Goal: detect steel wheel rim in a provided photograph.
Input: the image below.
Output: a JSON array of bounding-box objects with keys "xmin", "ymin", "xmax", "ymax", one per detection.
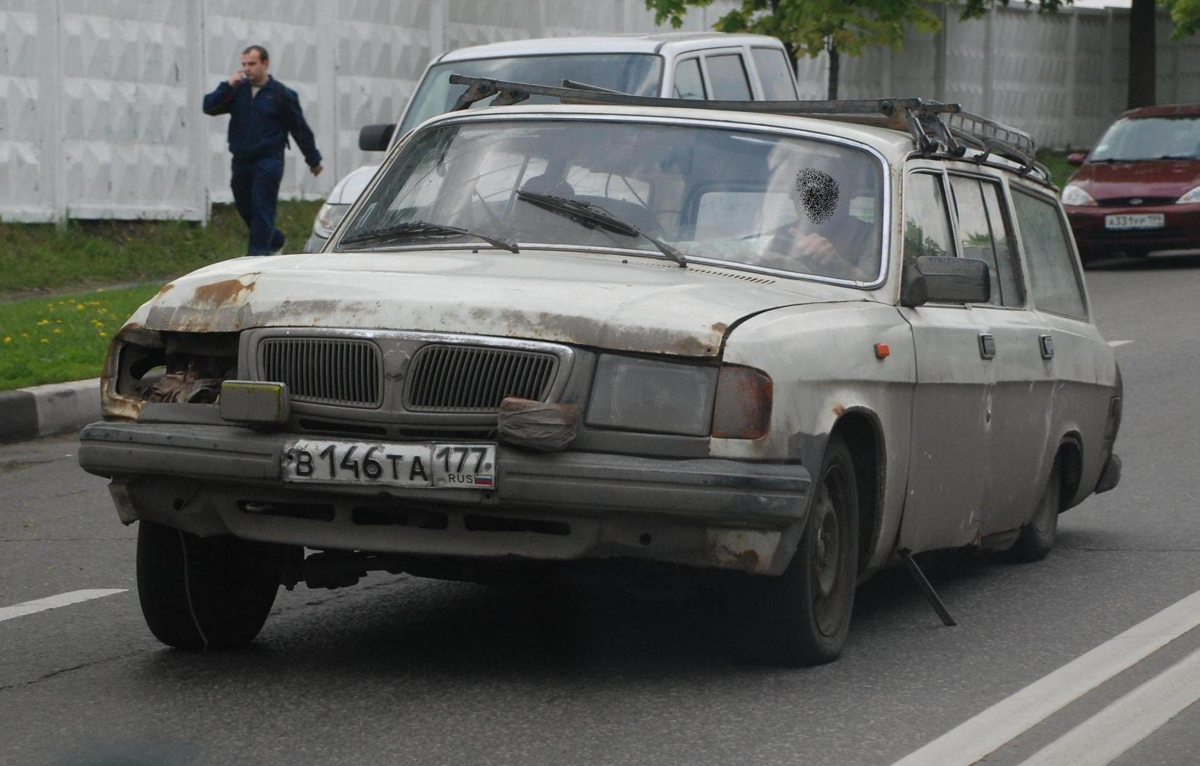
[{"xmin": 811, "ymin": 463, "xmax": 849, "ymax": 637}]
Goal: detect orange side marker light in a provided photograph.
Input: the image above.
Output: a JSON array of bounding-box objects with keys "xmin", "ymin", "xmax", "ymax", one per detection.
[{"xmin": 874, "ymin": 342, "xmax": 890, "ymax": 360}]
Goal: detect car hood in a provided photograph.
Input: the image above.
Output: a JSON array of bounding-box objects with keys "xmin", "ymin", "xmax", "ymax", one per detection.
[
  {"xmin": 129, "ymin": 250, "xmax": 865, "ymax": 358},
  {"xmin": 326, "ymin": 164, "xmax": 382, "ymax": 205},
  {"xmin": 1069, "ymin": 159, "xmax": 1200, "ymax": 202}
]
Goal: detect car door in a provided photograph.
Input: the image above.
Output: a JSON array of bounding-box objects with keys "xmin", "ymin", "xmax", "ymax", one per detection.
[
  {"xmin": 1009, "ymin": 185, "xmax": 1117, "ymax": 500},
  {"xmin": 671, "ymin": 56, "xmax": 707, "ymax": 100},
  {"xmin": 897, "ymin": 168, "xmax": 993, "ymax": 552},
  {"xmin": 700, "ymin": 51, "xmax": 756, "ymax": 101},
  {"xmin": 946, "ymin": 172, "xmax": 1054, "ymax": 537}
]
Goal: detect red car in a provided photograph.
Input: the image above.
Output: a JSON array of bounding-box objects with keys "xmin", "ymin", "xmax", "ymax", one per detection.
[{"xmin": 1061, "ymin": 103, "xmax": 1200, "ymax": 266}]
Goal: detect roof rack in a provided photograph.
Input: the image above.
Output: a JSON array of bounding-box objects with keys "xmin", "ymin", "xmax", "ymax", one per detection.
[{"xmin": 447, "ymin": 74, "xmax": 1052, "ymax": 184}]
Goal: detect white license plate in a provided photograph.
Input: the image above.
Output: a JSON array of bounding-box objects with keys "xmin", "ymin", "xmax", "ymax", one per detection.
[
  {"xmin": 282, "ymin": 440, "xmax": 497, "ymax": 490},
  {"xmin": 1105, "ymin": 213, "xmax": 1164, "ymax": 230}
]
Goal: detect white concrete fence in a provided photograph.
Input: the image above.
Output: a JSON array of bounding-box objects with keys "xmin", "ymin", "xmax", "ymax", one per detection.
[{"xmin": 1, "ymin": 0, "xmax": 1196, "ymax": 224}]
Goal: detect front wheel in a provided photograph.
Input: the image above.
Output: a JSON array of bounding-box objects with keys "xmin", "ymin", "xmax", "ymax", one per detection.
[
  {"xmin": 726, "ymin": 434, "xmax": 860, "ymax": 666},
  {"xmin": 137, "ymin": 521, "xmax": 296, "ymax": 650}
]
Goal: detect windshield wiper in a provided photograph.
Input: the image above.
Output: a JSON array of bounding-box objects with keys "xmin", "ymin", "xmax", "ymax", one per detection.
[
  {"xmin": 339, "ymin": 221, "xmax": 518, "ymax": 253},
  {"xmin": 515, "ymin": 190, "xmax": 687, "ymax": 268}
]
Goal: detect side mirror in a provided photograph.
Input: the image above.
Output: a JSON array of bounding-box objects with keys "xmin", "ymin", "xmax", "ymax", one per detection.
[
  {"xmin": 358, "ymin": 123, "xmax": 397, "ymax": 152},
  {"xmin": 901, "ymin": 256, "xmax": 990, "ymax": 307},
  {"xmin": 1066, "ymin": 151, "xmax": 1088, "ymax": 167}
]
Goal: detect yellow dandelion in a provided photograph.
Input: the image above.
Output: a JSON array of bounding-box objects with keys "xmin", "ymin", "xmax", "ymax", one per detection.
[
  {"xmin": 40, "ymin": 338, "xmax": 49, "ymax": 344},
  {"xmin": 46, "ymin": 304, "xmax": 54, "ymax": 311},
  {"xmin": 96, "ymin": 288, "xmax": 105, "ymax": 293},
  {"xmin": 56, "ymin": 319, "xmax": 63, "ymax": 324},
  {"xmin": 76, "ymin": 304, "xmax": 85, "ymax": 311},
  {"xmin": 98, "ymin": 332, "xmax": 108, "ymax": 338},
  {"xmin": 20, "ymin": 332, "xmax": 30, "ymax": 339},
  {"xmin": 3, "ymin": 336, "xmax": 11, "ymax": 344},
  {"xmin": 37, "ymin": 319, "xmax": 49, "ymax": 326},
  {"xmin": 52, "ymin": 328, "xmax": 62, "ymax": 334}
]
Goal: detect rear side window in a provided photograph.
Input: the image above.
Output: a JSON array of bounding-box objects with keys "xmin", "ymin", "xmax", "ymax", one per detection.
[
  {"xmin": 751, "ymin": 48, "xmax": 797, "ymax": 100},
  {"xmin": 1012, "ymin": 190, "xmax": 1087, "ymax": 318},
  {"xmin": 706, "ymin": 55, "xmax": 753, "ymax": 100},
  {"xmin": 673, "ymin": 59, "xmax": 705, "ymax": 100},
  {"xmin": 948, "ymin": 175, "xmax": 1024, "ymax": 307},
  {"xmin": 903, "ymin": 173, "xmax": 954, "ymax": 262}
]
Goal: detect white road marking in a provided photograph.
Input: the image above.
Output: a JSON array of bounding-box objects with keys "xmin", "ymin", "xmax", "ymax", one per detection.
[
  {"xmin": 1107, "ymin": 340, "xmax": 1133, "ymax": 347},
  {"xmin": 0, "ymin": 589, "xmax": 127, "ymax": 623},
  {"xmin": 890, "ymin": 587, "xmax": 1200, "ymax": 766},
  {"xmin": 1018, "ymin": 645, "xmax": 1200, "ymax": 766}
]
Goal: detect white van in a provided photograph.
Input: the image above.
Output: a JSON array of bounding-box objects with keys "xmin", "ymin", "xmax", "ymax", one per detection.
[{"xmin": 305, "ymin": 32, "xmax": 800, "ymax": 251}]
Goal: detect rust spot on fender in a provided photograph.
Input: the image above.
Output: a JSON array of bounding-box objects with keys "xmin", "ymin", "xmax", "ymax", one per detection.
[
  {"xmin": 711, "ymin": 322, "xmax": 728, "ymax": 335},
  {"xmin": 193, "ymin": 273, "xmax": 259, "ymax": 307},
  {"xmin": 155, "ymin": 283, "xmax": 175, "ymax": 297},
  {"xmin": 832, "ymin": 403, "xmax": 847, "ymax": 418}
]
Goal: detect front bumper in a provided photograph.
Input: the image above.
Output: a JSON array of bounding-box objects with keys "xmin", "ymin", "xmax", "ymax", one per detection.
[
  {"xmin": 79, "ymin": 421, "xmax": 811, "ymax": 574},
  {"xmin": 1066, "ymin": 203, "xmax": 1200, "ymax": 255}
]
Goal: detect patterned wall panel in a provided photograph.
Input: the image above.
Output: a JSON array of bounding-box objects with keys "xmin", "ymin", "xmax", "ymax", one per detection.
[
  {"xmin": 57, "ymin": 1, "xmax": 196, "ymax": 218},
  {"xmin": 0, "ymin": 3, "xmax": 47, "ymax": 221}
]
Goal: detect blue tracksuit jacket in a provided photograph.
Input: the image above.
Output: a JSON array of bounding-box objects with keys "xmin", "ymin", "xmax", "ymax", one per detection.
[{"xmin": 202, "ymin": 76, "xmax": 322, "ymax": 168}]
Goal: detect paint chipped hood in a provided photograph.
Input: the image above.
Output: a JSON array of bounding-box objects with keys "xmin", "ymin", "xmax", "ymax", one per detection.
[{"xmin": 130, "ymin": 250, "xmax": 864, "ymax": 357}]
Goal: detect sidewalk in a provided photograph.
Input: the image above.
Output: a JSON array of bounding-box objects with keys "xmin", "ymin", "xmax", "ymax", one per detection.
[{"xmin": 0, "ymin": 378, "xmax": 100, "ymax": 443}]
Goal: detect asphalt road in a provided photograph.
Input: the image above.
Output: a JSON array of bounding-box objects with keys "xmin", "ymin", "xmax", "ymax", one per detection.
[{"xmin": 2, "ymin": 252, "xmax": 1199, "ymax": 766}]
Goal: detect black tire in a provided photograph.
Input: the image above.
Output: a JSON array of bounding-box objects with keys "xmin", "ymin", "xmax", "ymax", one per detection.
[
  {"xmin": 726, "ymin": 434, "xmax": 860, "ymax": 666},
  {"xmin": 1010, "ymin": 462, "xmax": 1061, "ymax": 562},
  {"xmin": 137, "ymin": 520, "xmax": 294, "ymax": 650}
]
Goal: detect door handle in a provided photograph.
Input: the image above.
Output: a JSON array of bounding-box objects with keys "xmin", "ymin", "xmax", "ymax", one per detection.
[
  {"xmin": 978, "ymin": 333, "xmax": 996, "ymax": 360},
  {"xmin": 1039, "ymin": 334, "xmax": 1054, "ymax": 359}
]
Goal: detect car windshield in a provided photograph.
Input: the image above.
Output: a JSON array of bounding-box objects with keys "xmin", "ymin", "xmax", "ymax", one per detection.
[
  {"xmin": 1090, "ymin": 116, "xmax": 1200, "ymax": 161},
  {"xmin": 338, "ymin": 119, "xmax": 885, "ymax": 283},
  {"xmin": 396, "ymin": 54, "xmax": 664, "ymax": 136}
]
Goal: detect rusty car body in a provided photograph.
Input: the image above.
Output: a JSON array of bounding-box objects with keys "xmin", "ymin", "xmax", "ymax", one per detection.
[{"xmin": 79, "ymin": 82, "xmax": 1122, "ymax": 665}]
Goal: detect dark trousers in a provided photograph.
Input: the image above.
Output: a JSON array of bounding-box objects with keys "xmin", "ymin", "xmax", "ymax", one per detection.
[{"xmin": 231, "ymin": 153, "xmax": 285, "ymax": 256}]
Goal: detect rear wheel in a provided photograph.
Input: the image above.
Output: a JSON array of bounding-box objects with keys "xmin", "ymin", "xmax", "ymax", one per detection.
[
  {"xmin": 137, "ymin": 520, "xmax": 296, "ymax": 650},
  {"xmin": 1010, "ymin": 462, "xmax": 1062, "ymax": 562},
  {"xmin": 726, "ymin": 434, "xmax": 860, "ymax": 666}
]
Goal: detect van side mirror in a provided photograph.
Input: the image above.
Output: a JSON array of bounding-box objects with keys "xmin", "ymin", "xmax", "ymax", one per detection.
[
  {"xmin": 359, "ymin": 123, "xmax": 397, "ymax": 152},
  {"xmin": 901, "ymin": 256, "xmax": 990, "ymax": 307},
  {"xmin": 1066, "ymin": 151, "xmax": 1088, "ymax": 167}
]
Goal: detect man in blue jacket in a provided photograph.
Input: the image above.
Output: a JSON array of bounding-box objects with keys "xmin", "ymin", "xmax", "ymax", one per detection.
[{"xmin": 203, "ymin": 45, "xmax": 323, "ymax": 255}]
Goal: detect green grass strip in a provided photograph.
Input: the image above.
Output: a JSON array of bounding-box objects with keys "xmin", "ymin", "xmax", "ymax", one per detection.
[
  {"xmin": 0, "ymin": 200, "xmax": 322, "ymax": 295},
  {"xmin": 0, "ymin": 284, "xmax": 163, "ymax": 390}
]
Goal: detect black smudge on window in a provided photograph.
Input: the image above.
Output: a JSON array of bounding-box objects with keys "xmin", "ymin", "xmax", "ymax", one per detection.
[{"xmin": 794, "ymin": 168, "xmax": 839, "ymax": 225}]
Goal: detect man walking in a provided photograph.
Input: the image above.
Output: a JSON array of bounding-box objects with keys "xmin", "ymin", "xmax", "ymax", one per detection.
[{"xmin": 203, "ymin": 45, "xmax": 323, "ymax": 255}]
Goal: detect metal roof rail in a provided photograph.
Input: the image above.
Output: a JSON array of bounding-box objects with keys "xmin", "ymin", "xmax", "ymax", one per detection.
[{"xmin": 447, "ymin": 75, "xmax": 1050, "ymax": 183}]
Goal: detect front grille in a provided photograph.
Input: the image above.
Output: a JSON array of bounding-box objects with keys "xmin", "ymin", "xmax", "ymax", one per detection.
[
  {"xmin": 1097, "ymin": 197, "xmax": 1176, "ymax": 207},
  {"xmin": 258, "ymin": 337, "xmax": 382, "ymax": 408},
  {"xmin": 405, "ymin": 344, "xmax": 559, "ymax": 412}
]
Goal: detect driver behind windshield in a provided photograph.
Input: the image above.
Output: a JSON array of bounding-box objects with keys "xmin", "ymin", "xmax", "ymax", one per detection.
[{"xmin": 760, "ymin": 150, "xmax": 880, "ymax": 281}]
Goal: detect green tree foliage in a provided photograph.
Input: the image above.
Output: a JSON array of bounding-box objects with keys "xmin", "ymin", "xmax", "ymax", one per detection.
[
  {"xmin": 647, "ymin": 0, "xmax": 1197, "ymax": 107},
  {"xmin": 644, "ymin": 0, "xmax": 941, "ymax": 98}
]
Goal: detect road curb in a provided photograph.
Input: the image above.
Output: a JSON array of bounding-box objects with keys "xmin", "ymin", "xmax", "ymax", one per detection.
[{"xmin": 0, "ymin": 379, "xmax": 100, "ymax": 443}]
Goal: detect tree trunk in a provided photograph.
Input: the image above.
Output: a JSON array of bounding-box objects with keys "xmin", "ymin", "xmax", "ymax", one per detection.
[
  {"xmin": 1128, "ymin": 0, "xmax": 1156, "ymax": 108},
  {"xmin": 827, "ymin": 44, "xmax": 840, "ymax": 100}
]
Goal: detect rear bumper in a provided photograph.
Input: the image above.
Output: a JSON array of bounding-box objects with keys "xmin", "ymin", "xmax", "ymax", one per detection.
[
  {"xmin": 1094, "ymin": 452, "xmax": 1122, "ymax": 494},
  {"xmin": 79, "ymin": 421, "xmax": 811, "ymax": 574}
]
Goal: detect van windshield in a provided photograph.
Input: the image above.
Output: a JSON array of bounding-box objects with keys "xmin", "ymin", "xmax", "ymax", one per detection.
[
  {"xmin": 340, "ymin": 119, "xmax": 885, "ymax": 283},
  {"xmin": 396, "ymin": 54, "xmax": 664, "ymax": 136}
]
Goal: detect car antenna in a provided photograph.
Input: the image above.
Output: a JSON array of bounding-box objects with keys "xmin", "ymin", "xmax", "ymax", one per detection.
[{"xmin": 900, "ymin": 548, "xmax": 957, "ymax": 627}]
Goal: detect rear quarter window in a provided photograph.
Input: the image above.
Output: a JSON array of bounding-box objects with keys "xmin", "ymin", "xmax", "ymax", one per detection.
[{"xmin": 1011, "ymin": 189, "xmax": 1087, "ymax": 318}]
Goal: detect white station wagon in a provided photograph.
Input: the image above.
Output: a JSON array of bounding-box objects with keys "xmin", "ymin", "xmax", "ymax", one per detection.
[{"xmin": 80, "ymin": 79, "xmax": 1122, "ymax": 666}]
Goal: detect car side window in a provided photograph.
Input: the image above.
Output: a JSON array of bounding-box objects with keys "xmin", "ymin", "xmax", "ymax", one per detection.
[
  {"xmin": 673, "ymin": 58, "xmax": 705, "ymax": 100},
  {"xmin": 1012, "ymin": 189, "xmax": 1087, "ymax": 318},
  {"xmin": 903, "ymin": 172, "xmax": 954, "ymax": 264},
  {"xmin": 706, "ymin": 54, "xmax": 753, "ymax": 101},
  {"xmin": 948, "ymin": 175, "xmax": 1024, "ymax": 307},
  {"xmin": 751, "ymin": 48, "xmax": 797, "ymax": 100}
]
